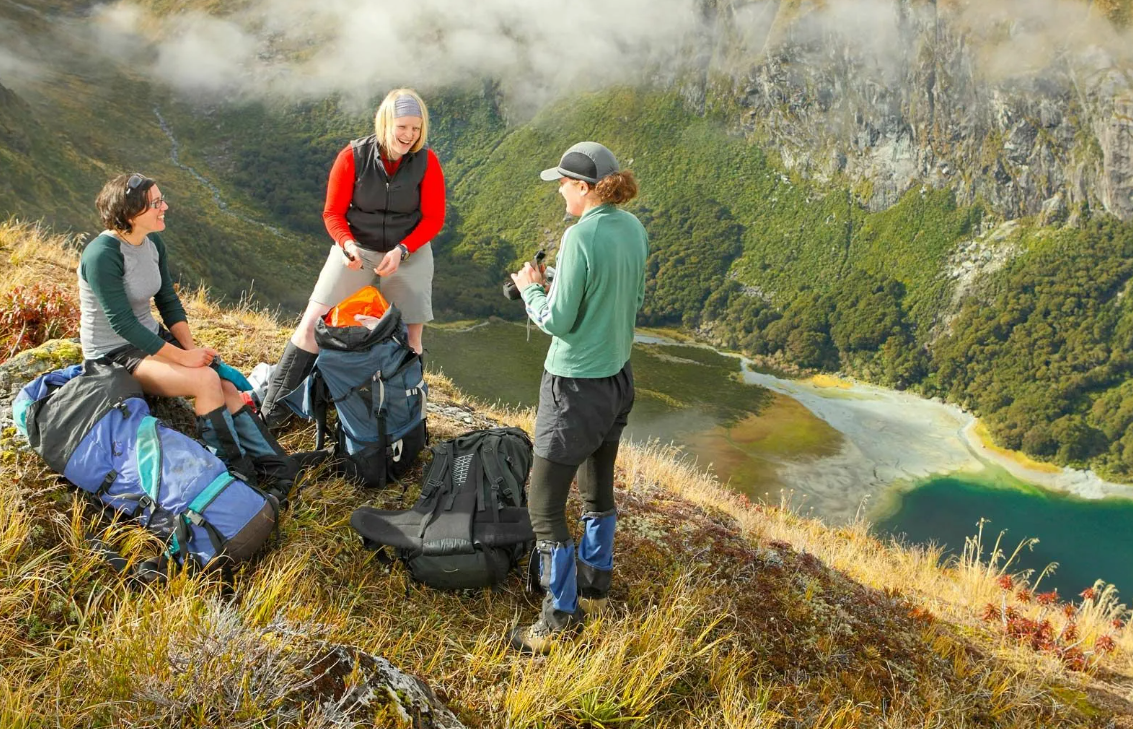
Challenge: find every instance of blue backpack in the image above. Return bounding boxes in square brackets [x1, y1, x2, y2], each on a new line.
[13, 361, 278, 569]
[283, 306, 427, 489]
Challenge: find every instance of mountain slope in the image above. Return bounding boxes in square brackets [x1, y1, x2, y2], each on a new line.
[2, 221, 1133, 727]
[6, 1, 1133, 478]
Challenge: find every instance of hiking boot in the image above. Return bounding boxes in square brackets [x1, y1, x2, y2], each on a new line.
[508, 606, 583, 655]
[197, 406, 258, 486]
[231, 405, 299, 502]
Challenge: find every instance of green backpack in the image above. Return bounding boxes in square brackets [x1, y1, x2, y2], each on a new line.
[350, 427, 536, 590]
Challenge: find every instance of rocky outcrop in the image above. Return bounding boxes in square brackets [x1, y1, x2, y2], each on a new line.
[299, 645, 467, 729]
[703, 1, 1133, 223]
[0, 339, 82, 427]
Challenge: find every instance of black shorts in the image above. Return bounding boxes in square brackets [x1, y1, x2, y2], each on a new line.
[533, 361, 635, 466]
[95, 327, 181, 374]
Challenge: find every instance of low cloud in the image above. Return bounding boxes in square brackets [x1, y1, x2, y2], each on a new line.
[91, 0, 707, 109]
[22, 0, 1133, 109]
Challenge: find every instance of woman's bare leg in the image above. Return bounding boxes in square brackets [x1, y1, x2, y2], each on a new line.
[407, 323, 424, 354]
[291, 300, 333, 352]
[132, 358, 227, 415]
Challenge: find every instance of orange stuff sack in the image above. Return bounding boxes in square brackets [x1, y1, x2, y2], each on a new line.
[325, 286, 389, 327]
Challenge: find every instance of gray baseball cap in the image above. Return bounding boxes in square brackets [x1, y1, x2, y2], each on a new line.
[540, 141, 619, 184]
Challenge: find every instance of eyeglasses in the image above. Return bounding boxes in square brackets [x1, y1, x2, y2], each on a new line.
[147, 196, 168, 209]
[126, 173, 147, 192]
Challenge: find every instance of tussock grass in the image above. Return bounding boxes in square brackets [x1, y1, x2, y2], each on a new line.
[0, 218, 82, 293]
[3, 222, 1133, 726]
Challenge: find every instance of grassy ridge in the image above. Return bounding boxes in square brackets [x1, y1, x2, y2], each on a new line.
[2, 221, 1133, 726]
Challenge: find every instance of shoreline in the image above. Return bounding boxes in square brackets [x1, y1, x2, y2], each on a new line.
[634, 329, 1133, 519]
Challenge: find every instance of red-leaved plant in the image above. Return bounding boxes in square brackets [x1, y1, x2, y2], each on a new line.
[0, 283, 79, 363]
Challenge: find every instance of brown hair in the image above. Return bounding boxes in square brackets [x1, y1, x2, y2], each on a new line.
[96, 173, 154, 233]
[594, 171, 638, 205]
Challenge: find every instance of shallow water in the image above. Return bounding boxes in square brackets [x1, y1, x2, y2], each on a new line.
[425, 321, 841, 500]
[875, 470, 1133, 598]
[425, 321, 1133, 596]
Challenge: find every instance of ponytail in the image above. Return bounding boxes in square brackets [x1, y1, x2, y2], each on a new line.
[594, 171, 638, 205]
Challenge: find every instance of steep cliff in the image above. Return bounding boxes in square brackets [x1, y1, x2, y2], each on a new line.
[702, 0, 1133, 223]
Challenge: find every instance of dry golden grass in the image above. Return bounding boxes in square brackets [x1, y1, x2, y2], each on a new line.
[0, 218, 83, 293]
[3, 221, 1133, 726]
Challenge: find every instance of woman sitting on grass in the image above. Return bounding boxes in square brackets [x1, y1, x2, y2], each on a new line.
[78, 173, 288, 489]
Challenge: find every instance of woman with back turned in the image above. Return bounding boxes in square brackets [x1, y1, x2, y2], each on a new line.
[508, 142, 648, 654]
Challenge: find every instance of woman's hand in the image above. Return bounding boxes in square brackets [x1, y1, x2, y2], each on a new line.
[511, 262, 546, 292]
[341, 240, 364, 271]
[375, 248, 402, 277]
[177, 347, 219, 368]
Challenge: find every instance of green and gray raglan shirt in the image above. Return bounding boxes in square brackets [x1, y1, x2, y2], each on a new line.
[520, 204, 648, 378]
[78, 231, 187, 359]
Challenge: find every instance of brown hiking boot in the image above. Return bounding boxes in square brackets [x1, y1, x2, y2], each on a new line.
[508, 604, 582, 655]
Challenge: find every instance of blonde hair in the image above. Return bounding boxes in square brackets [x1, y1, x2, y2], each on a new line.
[374, 88, 429, 155]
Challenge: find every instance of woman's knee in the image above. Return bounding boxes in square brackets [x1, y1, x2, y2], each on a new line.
[297, 301, 331, 333]
[186, 366, 224, 397]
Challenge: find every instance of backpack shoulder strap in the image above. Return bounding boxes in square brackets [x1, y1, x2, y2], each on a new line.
[478, 433, 512, 516]
[136, 415, 164, 510]
[418, 449, 480, 555]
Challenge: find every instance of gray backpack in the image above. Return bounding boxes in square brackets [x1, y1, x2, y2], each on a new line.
[350, 427, 535, 590]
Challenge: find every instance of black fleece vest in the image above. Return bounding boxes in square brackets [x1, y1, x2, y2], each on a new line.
[345, 135, 428, 252]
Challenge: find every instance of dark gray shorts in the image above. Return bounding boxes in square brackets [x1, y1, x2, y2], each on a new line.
[95, 327, 180, 373]
[534, 361, 635, 466]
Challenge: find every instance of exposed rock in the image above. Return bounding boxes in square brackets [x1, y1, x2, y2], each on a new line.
[0, 338, 82, 427]
[1039, 192, 1068, 227]
[713, 2, 1133, 223]
[934, 221, 1022, 340]
[300, 644, 467, 729]
[1099, 96, 1133, 221]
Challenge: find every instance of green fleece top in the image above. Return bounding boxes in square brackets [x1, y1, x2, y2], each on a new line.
[521, 204, 648, 378]
[78, 232, 187, 359]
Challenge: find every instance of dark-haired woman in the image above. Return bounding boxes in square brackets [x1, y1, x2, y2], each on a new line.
[258, 87, 445, 426]
[79, 173, 289, 490]
[507, 142, 648, 654]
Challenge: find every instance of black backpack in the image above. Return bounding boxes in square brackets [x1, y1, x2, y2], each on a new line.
[350, 427, 535, 590]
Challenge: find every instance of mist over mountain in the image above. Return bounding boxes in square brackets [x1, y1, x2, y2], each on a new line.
[0, 0, 1108, 223]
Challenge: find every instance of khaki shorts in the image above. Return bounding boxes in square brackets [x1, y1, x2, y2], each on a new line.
[309, 243, 434, 324]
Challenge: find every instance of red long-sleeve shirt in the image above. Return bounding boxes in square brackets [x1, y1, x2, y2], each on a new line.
[322, 145, 446, 253]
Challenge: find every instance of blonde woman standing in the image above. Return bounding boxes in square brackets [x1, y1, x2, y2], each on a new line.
[261, 88, 446, 424]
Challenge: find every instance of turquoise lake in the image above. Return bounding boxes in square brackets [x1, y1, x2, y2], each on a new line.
[876, 471, 1133, 599]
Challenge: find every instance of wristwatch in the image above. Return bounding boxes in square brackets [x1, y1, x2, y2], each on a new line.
[397, 243, 410, 261]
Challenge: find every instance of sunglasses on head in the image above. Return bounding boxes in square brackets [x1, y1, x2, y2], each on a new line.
[126, 173, 147, 191]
